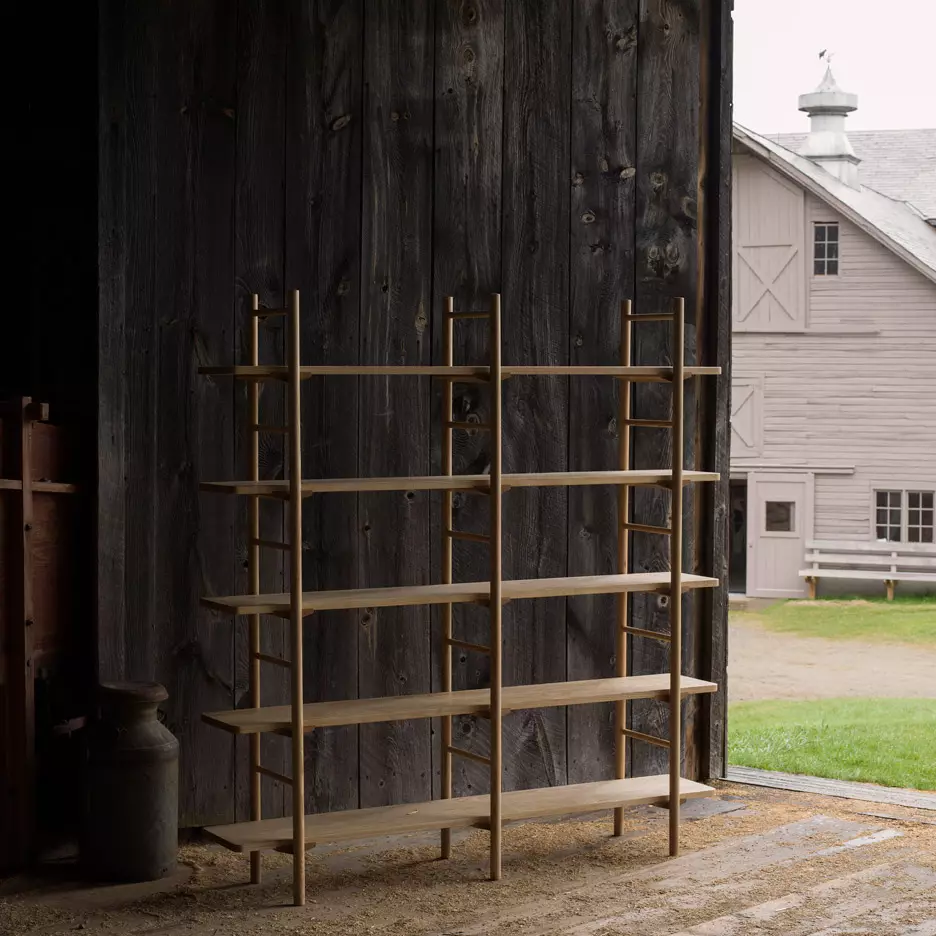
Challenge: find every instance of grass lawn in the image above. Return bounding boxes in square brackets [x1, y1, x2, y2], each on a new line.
[740, 595, 936, 646]
[729, 698, 936, 791]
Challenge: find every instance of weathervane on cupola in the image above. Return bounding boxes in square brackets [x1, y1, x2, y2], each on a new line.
[797, 52, 861, 189]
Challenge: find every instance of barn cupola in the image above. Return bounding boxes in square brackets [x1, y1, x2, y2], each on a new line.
[797, 66, 861, 189]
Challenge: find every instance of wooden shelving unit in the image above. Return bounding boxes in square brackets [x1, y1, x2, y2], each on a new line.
[198, 291, 721, 906]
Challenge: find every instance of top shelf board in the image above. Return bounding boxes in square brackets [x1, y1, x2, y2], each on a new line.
[198, 365, 720, 383]
[200, 469, 720, 497]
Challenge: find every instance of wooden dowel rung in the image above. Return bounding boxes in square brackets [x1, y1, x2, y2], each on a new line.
[447, 311, 490, 319]
[622, 313, 675, 321]
[254, 652, 292, 667]
[445, 421, 492, 430]
[254, 764, 294, 784]
[446, 746, 491, 766]
[621, 625, 672, 643]
[621, 727, 671, 748]
[445, 638, 492, 654]
[251, 538, 291, 550]
[446, 529, 490, 543]
[252, 424, 288, 433]
[621, 418, 674, 428]
[621, 522, 672, 535]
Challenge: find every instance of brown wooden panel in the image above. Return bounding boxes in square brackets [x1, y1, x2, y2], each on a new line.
[358, 0, 435, 809]
[97, 0, 129, 683]
[501, 0, 572, 791]
[566, 0, 639, 786]
[150, 0, 238, 827]
[698, 0, 733, 781]
[234, 0, 289, 821]
[630, 0, 702, 778]
[285, 0, 363, 815]
[431, 0, 505, 798]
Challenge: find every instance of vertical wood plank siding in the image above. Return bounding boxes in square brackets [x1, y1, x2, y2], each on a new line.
[566, 0, 638, 784]
[97, 0, 730, 824]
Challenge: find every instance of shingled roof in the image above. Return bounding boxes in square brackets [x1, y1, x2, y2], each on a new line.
[767, 129, 936, 221]
[733, 124, 936, 283]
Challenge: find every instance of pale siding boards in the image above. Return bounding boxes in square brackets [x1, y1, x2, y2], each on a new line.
[732, 155, 805, 333]
[732, 159, 936, 543]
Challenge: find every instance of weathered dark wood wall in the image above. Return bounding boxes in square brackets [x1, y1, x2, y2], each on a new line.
[98, 0, 731, 827]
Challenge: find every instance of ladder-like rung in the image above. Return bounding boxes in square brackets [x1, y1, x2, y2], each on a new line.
[255, 764, 294, 784]
[621, 418, 674, 428]
[253, 308, 288, 318]
[252, 424, 288, 434]
[621, 522, 672, 536]
[252, 538, 292, 550]
[623, 313, 675, 322]
[446, 745, 491, 766]
[254, 652, 292, 667]
[621, 727, 670, 748]
[446, 421, 492, 431]
[447, 310, 490, 320]
[446, 529, 490, 543]
[446, 637, 492, 654]
[621, 625, 672, 643]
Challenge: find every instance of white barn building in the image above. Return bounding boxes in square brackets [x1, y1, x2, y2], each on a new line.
[729, 68, 936, 598]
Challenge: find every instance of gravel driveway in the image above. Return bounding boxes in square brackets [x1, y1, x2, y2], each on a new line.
[729, 615, 936, 703]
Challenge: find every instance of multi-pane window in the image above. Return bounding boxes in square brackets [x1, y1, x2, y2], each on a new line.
[814, 222, 839, 275]
[908, 491, 935, 543]
[875, 490, 902, 541]
[874, 489, 934, 543]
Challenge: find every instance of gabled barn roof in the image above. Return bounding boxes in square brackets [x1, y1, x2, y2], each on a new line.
[733, 124, 936, 285]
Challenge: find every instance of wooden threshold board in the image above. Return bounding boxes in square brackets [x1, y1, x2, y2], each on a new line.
[200, 469, 720, 497]
[203, 776, 715, 852]
[202, 674, 717, 734]
[202, 571, 718, 616]
[199, 364, 719, 382]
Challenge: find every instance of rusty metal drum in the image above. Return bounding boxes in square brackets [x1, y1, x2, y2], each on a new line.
[82, 682, 179, 881]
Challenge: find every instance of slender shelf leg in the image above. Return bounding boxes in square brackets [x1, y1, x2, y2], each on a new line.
[441, 298, 455, 860]
[287, 290, 307, 905]
[669, 297, 685, 858]
[488, 293, 504, 881]
[248, 295, 262, 885]
[613, 299, 633, 838]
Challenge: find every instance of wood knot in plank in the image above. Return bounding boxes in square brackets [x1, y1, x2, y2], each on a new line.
[581, 210, 596, 224]
[614, 25, 637, 53]
[330, 114, 352, 132]
[461, 3, 479, 26]
[619, 166, 636, 181]
[572, 171, 585, 187]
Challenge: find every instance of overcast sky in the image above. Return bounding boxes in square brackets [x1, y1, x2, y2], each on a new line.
[733, 0, 936, 133]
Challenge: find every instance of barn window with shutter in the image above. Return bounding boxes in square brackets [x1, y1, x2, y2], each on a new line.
[814, 222, 839, 275]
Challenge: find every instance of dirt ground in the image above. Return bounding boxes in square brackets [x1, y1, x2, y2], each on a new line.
[2, 786, 936, 936]
[729, 614, 936, 702]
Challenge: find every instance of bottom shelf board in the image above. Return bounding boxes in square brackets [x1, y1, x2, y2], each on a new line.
[203, 674, 717, 735]
[203, 775, 715, 852]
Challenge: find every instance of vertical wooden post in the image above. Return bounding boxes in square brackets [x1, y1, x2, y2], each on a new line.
[248, 295, 262, 885]
[669, 297, 685, 857]
[287, 290, 306, 905]
[488, 294, 503, 881]
[440, 297, 455, 860]
[613, 300, 633, 837]
[7, 397, 37, 866]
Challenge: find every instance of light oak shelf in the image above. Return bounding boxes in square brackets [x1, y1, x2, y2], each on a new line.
[202, 674, 718, 734]
[198, 292, 721, 905]
[198, 364, 719, 382]
[202, 571, 718, 617]
[204, 776, 716, 853]
[199, 468, 719, 497]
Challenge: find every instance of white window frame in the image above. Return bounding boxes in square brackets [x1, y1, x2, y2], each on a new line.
[870, 486, 935, 544]
[813, 221, 840, 276]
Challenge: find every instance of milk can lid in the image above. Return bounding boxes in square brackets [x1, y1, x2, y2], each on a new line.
[98, 681, 169, 704]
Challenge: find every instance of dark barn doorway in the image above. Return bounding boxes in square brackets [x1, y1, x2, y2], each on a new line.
[729, 479, 747, 593]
